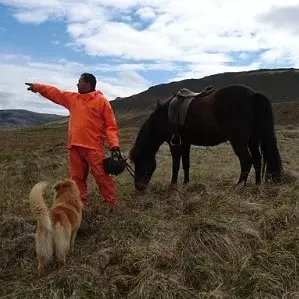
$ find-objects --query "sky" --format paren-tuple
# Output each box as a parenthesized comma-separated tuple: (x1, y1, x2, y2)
(1, 1, 299, 115)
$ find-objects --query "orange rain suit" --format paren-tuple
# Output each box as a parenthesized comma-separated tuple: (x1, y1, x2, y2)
(33, 84, 119, 205)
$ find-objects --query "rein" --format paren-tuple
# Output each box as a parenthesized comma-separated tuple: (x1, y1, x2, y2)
(124, 159, 135, 178)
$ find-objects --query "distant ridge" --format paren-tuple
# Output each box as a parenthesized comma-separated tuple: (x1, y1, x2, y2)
(2, 68, 299, 129)
(0, 109, 65, 129)
(111, 68, 299, 114)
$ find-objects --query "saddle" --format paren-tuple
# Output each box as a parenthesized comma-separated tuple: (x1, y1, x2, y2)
(168, 85, 216, 145)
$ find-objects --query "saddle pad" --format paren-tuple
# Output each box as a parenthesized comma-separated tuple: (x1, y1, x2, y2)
(176, 88, 200, 97)
(168, 95, 195, 126)
(168, 86, 217, 126)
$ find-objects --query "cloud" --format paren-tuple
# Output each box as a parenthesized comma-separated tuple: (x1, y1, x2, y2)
(257, 5, 299, 33)
(0, 53, 150, 114)
(51, 40, 60, 45)
(2, 0, 299, 114)
(67, 4, 105, 23)
(48, 1, 299, 66)
(3, 0, 299, 65)
(136, 7, 156, 20)
(0, 92, 15, 110)
(171, 61, 262, 82)
(13, 9, 52, 23)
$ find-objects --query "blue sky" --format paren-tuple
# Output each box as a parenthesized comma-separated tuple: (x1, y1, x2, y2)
(1, 0, 299, 115)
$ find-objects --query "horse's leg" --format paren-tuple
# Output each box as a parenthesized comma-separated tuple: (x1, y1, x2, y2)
(248, 136, 262, 185)
(182, 143, 191, 184)
(170, 145, 181, 185)
(230, 141, 252, 185)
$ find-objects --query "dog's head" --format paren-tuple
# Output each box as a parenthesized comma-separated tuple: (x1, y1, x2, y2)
(53, 179, 79, 197)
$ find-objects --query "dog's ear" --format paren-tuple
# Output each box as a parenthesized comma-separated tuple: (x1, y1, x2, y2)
(64, 179, 75, 186)
(53, 179, 75, 193)
(53, 181, 64, 192)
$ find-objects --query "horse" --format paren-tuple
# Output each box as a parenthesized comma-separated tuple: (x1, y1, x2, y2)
(129, 84, 283, 191)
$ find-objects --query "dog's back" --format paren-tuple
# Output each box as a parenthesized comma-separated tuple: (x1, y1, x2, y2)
(50, 180, 83, 263)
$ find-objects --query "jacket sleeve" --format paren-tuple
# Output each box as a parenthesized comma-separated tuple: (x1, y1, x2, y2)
(102, 97, 119, 149)
(33, 84, 76, 110)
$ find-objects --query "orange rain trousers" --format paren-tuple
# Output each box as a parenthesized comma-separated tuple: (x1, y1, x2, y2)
(69, 147, 117, 206)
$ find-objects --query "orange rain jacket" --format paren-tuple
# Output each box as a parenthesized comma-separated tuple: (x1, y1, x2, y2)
(33, 84, 119, 150)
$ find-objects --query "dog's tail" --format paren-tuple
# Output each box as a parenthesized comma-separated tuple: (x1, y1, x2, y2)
(29, 181, 52, 232)
(29, 181, 54, 276)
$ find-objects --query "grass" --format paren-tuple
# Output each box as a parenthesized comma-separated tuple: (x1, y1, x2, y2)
(0, 122, 299, 299)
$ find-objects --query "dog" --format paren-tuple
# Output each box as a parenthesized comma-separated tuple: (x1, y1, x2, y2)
(29, 179, 83, 276)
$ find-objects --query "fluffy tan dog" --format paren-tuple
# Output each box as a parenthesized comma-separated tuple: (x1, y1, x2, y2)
(29, 179, 83, 276)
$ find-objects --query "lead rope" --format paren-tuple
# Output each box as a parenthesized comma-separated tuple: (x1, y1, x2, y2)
(124, 160, 135, 178)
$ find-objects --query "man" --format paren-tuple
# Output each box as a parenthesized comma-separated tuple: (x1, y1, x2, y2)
(25, 73, 121, 206)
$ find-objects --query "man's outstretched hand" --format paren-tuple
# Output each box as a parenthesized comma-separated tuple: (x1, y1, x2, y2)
(25, 83, 36, 93)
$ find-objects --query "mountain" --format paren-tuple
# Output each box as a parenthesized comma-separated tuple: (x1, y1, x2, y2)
(0, 109, 65, 129)
(111, 68, 299, 114)
(2, 68, 299, 130)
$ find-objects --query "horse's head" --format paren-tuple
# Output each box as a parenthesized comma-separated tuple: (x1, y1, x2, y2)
(129, 121, 157, 191)
(130, 101, 170, 191)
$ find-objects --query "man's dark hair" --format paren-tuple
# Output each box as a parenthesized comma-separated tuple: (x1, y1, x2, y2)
(81, 73, 97, 90)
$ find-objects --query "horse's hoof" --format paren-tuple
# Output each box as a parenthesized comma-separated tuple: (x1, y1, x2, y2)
(169, 183, 178, 191)
(235, 183, 245, 192)
(134, 188, 146, 195)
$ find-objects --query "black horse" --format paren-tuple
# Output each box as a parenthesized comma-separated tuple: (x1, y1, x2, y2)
(129, 84, 283, 191)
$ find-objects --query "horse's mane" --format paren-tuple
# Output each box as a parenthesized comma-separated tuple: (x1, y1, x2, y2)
(154, 93, 175, 112)
(130, 93, 176, 162)
(129, 120, 151, 162)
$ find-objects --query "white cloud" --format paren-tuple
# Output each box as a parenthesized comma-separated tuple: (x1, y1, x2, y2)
(51, 40, 60, 45)
(13, 9, 52, 23)
(0, 54, 150, 114)
(2, 0, 299, 114)
(136, 7, 156, 20)
(67, 4, 105, 22)
(3, 0, 299, 64)
(257, 5, 299, 33)
(171, 62, 262, 82)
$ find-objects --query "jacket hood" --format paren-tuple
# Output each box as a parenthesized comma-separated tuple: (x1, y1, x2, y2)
(80, 90, 104, 100)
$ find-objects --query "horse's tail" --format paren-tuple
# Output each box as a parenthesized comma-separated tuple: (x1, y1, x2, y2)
(253, 93, 283, 183)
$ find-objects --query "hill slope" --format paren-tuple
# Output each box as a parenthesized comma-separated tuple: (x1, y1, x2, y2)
(0, 109, 65, 129)
(111, 68, 299, 114)
(2, 68, 299, 130)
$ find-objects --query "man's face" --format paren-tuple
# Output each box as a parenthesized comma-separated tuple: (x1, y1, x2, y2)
(77, 76, 92, 94)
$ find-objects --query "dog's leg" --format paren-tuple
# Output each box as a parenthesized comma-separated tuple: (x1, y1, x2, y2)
(70, 228, 78, 249)
(38, 256, 50, 276)
(38, 256, 45, 276)
(36, 229, 53, 276)
(53, 224, 70, 267)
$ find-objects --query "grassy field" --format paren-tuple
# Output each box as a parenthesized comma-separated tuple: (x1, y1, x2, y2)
(0, 121, 299, 299)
